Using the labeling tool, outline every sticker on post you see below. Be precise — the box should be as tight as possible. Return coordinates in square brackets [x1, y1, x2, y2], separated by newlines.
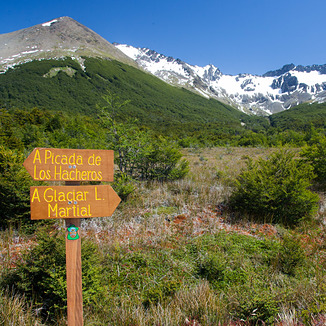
[67, 224, 80, 240]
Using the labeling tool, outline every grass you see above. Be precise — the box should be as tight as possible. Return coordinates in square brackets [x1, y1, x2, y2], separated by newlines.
[0, 289, 44, 325]
[1, 147, 326, 325]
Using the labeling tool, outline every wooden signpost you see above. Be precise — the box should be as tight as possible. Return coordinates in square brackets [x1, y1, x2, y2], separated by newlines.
[24, 148, 121, 326]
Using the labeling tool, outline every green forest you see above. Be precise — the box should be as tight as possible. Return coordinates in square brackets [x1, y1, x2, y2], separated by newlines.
[1, 57, 326, 148]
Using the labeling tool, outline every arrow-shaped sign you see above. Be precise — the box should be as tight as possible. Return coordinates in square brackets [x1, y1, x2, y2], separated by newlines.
[24, 148, 114, 182]
[30, 185, 121, 220]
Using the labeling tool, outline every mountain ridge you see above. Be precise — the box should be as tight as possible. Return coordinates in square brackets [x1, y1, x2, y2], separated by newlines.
[1, 17, 326, 117]
[0, 16, 137, 72]
[263, 63, 326, 77]
[114, 44, 326, 116]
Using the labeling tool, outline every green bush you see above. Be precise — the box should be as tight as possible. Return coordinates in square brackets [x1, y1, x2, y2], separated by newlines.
[229, 149, 319, 226]
[104, 246, 190, 309]
[0, 147, 35, 229]
[111, 171, 136, 201]
[301, 134, 326, 184]
[0, 227, 106, 321]
[137, 136, 189, 181]
[278, 235, 307, 276]
[232, 288, 279, 325]
[99, 93, 189, 181]
[238, 130, 267, 147]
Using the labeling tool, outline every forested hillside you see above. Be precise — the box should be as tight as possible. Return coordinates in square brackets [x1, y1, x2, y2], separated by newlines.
[2, 56, 326, 148]
[269, 102, 326, 131]
[0, 57, 247, 132]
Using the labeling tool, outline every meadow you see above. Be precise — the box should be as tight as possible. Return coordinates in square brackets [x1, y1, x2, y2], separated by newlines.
[1, 146, 326, 325]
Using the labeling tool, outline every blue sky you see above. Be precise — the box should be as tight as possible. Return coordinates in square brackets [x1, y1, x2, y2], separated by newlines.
[2, 0, 325, 75]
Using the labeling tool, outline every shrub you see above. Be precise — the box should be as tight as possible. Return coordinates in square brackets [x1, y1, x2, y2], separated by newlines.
[232, 288, 279, 325]
[98, 93, 189, 181]
[1, 227, 106, 321]
[229, 149, 319, 226]
[278, 234, 307, 276]
[0, 146, 35, 229]
[301, 134, 326, 184]
[197, 252, 227, 284]
[103, 246, 190, 309]
[137, 136, 189, 181]
[111, 171, 136, 201]
[238, 130, 267, 147]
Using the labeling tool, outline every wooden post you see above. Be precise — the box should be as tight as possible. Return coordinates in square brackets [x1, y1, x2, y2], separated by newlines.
[65, 181, 83, 326]
[24, 148, 120, 326]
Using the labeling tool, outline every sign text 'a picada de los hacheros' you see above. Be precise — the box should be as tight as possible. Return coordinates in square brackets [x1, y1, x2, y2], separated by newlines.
[23, 148, 114, 182]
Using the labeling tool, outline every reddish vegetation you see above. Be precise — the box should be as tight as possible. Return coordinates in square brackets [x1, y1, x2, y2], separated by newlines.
[0, 235, 36, 269]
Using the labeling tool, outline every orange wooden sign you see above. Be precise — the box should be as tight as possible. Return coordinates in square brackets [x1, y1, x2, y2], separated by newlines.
[30, 185, 121, 220]
[23, 148, 114, 182]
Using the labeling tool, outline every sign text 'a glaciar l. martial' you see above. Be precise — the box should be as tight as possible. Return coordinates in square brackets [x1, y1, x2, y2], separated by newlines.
[23, 148, 114, 182]
[30, 185, 121, 220]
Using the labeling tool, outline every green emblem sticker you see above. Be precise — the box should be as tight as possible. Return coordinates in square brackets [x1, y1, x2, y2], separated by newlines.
[67, 224, 80, 240]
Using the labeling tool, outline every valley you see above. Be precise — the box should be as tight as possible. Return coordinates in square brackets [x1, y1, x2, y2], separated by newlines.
[1, 17, 326, 325]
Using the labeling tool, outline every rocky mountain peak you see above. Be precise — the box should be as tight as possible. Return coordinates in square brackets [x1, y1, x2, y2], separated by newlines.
[0, 17, 136, 72]
[263, 64, 296, 77]
[202, 64, 222, 82]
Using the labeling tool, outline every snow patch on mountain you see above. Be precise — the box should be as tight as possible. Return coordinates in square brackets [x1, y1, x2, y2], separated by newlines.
[115, 44, 326, 115]
[42, 19, 58, 27]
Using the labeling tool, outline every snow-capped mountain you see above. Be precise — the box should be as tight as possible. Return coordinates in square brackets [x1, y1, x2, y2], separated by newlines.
[1, 17, 325, 116]
[114, 44, 326, 115]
